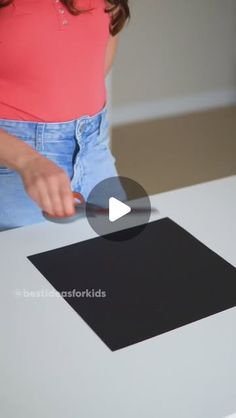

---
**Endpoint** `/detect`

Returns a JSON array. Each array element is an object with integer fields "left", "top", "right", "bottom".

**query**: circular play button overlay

[{"left": 85, "top": 176, "right": 152, "bottom": 241}]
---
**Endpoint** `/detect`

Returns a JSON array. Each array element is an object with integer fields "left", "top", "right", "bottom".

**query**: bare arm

[
  {"left": 0, "top": 128, "right": 38, "bottom": 171},
  {"left": 0, "top": 128, "right": 75, "bottom": 217}
]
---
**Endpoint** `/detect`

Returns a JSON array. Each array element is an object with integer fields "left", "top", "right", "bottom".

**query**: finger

[
  {"left": 26, "top": 185, "right": 41, "bottom": 207},
  {"left": 46, "top": 180, "right": 65, "bottom": 217},
  {"left": 26, "top": 179, "right": 46, "bottom": 209},
  {"left": 44, "top": 170, "right": 71, "bottom": 217},
  {"left": 28, "top": 178, "right": 54, "bottom": 215},
  {"left": 37, "top": 183, "right": 54, "bottom": 215},
  {"left": 50, "top": 191, "right": 65, "bottom": 217},
  {"left": 59, "top": 178, "right": 75, "bottom": 216}
]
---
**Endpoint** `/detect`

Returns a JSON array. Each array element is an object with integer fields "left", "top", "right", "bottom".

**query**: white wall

[{"left": 112, "top": 0, "right": 236, "bottom": 126}]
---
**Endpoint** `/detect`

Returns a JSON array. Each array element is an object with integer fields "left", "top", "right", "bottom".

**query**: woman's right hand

[{"left": 18, "top": 154, "right": 76, "bottom": 218}]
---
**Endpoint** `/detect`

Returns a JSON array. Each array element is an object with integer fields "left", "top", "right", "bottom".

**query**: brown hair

[{"left": 0, "top": 0, "right": 130, "bottom": 36}]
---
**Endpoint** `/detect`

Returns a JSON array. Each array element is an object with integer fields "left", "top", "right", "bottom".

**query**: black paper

[{"left": 28, "top": 218, "right": 236, "bottom": 351}]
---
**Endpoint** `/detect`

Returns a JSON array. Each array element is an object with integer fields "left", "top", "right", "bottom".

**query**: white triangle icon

[{"left": 109, "top": 197, "right": 131, "bottom": 222}]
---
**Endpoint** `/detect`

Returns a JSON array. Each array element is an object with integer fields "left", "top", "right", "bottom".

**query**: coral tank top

[{"left": 0, "top": 0, "right": 110, "bottom": 121}]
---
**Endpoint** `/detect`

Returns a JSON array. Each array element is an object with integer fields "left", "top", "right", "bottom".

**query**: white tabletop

[{"left": 0, "top": 175, "right": 236, "bottom": 418}]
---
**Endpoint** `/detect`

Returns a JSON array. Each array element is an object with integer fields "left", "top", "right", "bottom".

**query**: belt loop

[
  {"left": 75, "top": 117, "right": 87, "bottom": 143},
  {"left": 99, "top": 106, "right": 107, "bottom": 136},
  {"left": 35, "top": 123, "right": 45, "bottom": 152}
]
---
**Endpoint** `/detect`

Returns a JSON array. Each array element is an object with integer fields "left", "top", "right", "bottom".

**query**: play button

[
  {"left": 85, "top": 176, "right": 153, "bottom": 241},
  {"left": 109, "top": 197, "right": 131, "bottom": 222}
]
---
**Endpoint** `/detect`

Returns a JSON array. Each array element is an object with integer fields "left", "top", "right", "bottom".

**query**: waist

[
  {"left": 0, "top": 102, "right": 108, "bottom": 142},
  {"left": 0, "top": 80, "right": 107, "bottom": 122}
]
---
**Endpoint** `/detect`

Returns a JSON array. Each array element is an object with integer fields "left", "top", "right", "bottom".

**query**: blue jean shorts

[{"left": 0, "top": 104, "right": 125, "bottom": 231}]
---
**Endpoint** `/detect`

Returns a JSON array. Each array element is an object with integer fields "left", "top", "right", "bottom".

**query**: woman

[{"left": 0, "top": 0, "right": 130, "bottom": 230}]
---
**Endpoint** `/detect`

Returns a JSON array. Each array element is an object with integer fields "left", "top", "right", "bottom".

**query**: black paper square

[{"left": 27, "top": 218, "right": 236, "bottom": 351}]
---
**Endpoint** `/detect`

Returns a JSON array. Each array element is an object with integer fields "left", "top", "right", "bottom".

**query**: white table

[{"left": 0, "top": 175, "right": 236, "bottom": 418}]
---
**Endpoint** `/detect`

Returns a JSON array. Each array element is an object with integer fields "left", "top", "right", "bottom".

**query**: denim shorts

[{"left": 0, "top": 104, "right": 125, "bottom": 231}]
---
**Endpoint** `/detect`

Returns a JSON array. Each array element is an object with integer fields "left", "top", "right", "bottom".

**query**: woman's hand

[
  {"left": 18, "top": 154, "right": 76, "bottom": 218},
  {"left": 0, "top": 128, "right": 75, "bottom": 217}
]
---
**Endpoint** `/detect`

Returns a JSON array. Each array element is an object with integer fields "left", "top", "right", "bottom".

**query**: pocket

[
  {"left": 0, "top": 128, "right": 34, "bottom": 175},
  {"left": 0, "top": 165, "right": 15, "bottom": 175},
  {"left": 42, "top": 138, "right": 76, "bottom": 163}
]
